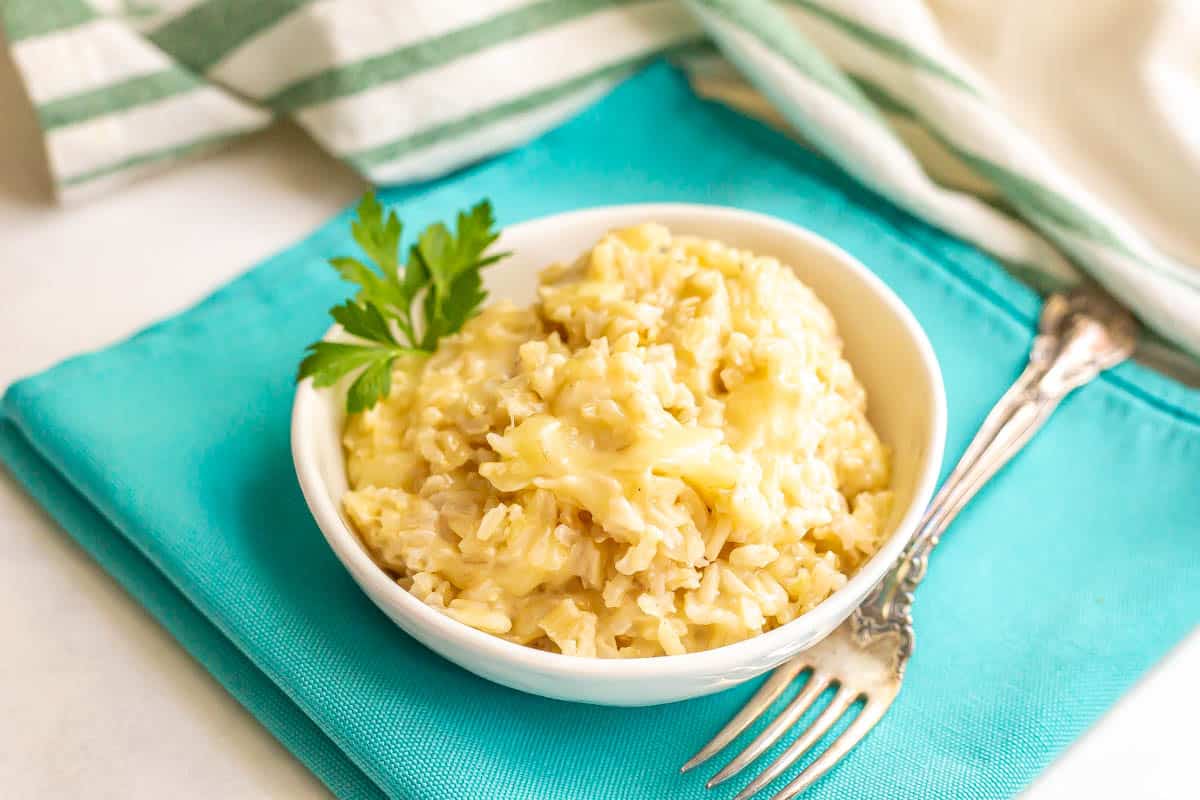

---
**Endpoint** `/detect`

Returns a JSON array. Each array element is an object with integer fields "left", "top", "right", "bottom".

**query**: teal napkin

[{"left": 3, "top": 65, "right": 1198, "bottom": 800}]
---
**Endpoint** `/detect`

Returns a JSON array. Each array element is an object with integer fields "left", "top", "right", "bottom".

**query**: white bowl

[{"left": 292, "top": 204, "right": 946, "bottom": 706}]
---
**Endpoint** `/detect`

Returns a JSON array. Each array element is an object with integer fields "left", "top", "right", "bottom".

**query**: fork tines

[{"left": 681, "top": 660, "right": 892, "bottom": 800}]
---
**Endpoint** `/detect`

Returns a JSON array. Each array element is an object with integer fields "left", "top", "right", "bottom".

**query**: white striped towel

[{"left": 3, "top": 0, "right": 1198, "bottom": 365}]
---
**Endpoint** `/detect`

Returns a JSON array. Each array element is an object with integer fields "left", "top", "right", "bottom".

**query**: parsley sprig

[{"left": 297, "top": 193, "right": 509, "bottom": 413}]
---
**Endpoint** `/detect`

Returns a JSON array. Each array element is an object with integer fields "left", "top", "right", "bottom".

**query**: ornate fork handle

[{"left": 852, "top": 290, "right": 1138, "bottom": 664}]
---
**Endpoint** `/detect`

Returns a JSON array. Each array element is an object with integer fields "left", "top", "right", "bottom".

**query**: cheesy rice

[{"left": 342, "top": 224, "right": 892, "bottom": 658}]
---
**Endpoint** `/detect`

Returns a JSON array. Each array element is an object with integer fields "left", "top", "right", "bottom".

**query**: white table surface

[{"left": 0, "top": 45, "right": 1196, "bottom": 800}]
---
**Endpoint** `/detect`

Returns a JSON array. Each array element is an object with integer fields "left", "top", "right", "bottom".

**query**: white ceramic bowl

[{"left": 292, "top": 204, "right": 946, "bottom": 706}]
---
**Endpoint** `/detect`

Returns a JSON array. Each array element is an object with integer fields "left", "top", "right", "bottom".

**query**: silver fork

[{"left": 681, "top": 288, "right": 1138, "bottom": 800}]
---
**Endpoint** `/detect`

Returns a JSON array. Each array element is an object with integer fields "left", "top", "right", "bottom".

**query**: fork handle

[{"left": 851, "top": 290, "right": 1137, "bottom": 659}]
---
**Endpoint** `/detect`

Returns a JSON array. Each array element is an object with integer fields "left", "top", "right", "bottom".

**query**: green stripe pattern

[
  {"left": 37, "top": 66, "right": 202, "bottom": 130},
  {"left": 267, "top": 0, "right": 657, "bottom": 112},
  {"left": 145, "top": 0, "right": 313, "bottom": 74},
  {"left": 60, "top": 128, "right": 254, "bottom": 187},
  {"left": 690, "top": 0, "right": 877, "bottom": 120},
  {"left": 688, "top": 0, "right": 1200, "bottom": 353},
  {"left": 5, "top": 0, "right": 693, "bottom": 196},
  {"left": 3, "top": 0, "right": 1196, "bottom": 354},
  {"left": 781, "top": 0, "right": 978, "bottom": 95},
  {"left": 850, "top": 76, "right": 1199, "bottom": 288},
  {"left": 351, "top": 38, "right": 707, "bottom": 170},
  {"left": 1, "top": 0, "right": 94, "bottom": 42}
]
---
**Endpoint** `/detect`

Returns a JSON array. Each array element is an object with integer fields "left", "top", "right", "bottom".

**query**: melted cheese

[{"left": 342, "top": 224, "right": 892, "bottom": 657}]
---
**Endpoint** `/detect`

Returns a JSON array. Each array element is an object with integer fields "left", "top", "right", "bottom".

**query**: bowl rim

[{"left": 291, "top": 202, "right": 946, "bottom": 679}]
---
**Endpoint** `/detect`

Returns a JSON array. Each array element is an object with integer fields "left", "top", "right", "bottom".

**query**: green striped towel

[{"left": 4, "top": 0, "right": 1199, "bottom": 363}]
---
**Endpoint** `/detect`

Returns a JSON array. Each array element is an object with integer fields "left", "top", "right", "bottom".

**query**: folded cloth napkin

[
  {"left": 3, "top": 0, "right": 1199, "bottom": 362},
  {"left": 3, "top": 65, "right": 1199, "bottom": 800}
]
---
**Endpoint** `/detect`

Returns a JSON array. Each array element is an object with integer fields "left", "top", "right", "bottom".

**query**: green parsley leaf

[
  {"left": 453, "top": 200, "right": 502, "bottom": 271},
  {"left": 329, "top": 300, "right": 395, "bottom": 345},
  {"left": 416, "top": 200, "right": 510, "bottom": 312},
  {"left": 297, "top": 341, "right": 394, "bottom": 388},
  {"left": 350, "top": 193, "right": 402, "bottom": 280},
  {"left": 401, "top": 242, "right": 429, "bottom": 303},
  {"left": 346, "top": 355, "right": 396, "bottom": 414},
  {"left": 420, "top": 268, "right": 486, "bottom": 350},
  {"left": 329, "top": 256, "right": 406, "bottom": 313},
  {"left": 296, "top": 192, "right": 511, "bottom": 413}
]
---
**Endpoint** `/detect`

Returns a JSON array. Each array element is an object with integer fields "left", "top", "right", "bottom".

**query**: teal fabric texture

[{"left": 2, "top": 65, "right": 1198, "bottom": 800}]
